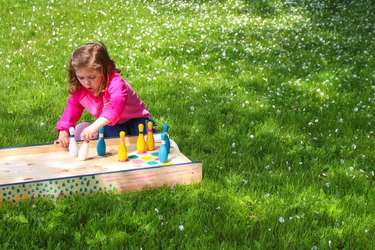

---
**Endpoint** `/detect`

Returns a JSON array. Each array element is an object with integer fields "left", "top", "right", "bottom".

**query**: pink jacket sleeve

[
  {"left": 56, "top": 94, "right": 85, "bottom": 131},
  {"left": 100, "top": 75, "right": 127, "bottom": 126}
]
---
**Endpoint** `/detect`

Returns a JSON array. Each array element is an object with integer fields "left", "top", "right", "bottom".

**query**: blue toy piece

[
  {"left": 97, "top": 127, "right": 106, "bottom": 156},
  {"left": 144, "top": 119, "right": 149, "bottom": 135},
  {"left": 159, "top": 132, "right": 168, "bottom": 163},
  {"left": 163, "top": 124, "right": 170, "bottom": 153}
]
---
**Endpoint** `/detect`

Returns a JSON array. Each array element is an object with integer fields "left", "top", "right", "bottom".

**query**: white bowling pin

[
  {"left": 78, "top": 141, "right": 89, "bottom": 161},
  {"left": 69, "top": 127, "right": 78, "bottom": 157}
]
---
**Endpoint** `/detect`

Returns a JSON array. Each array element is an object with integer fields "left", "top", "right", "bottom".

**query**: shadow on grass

[{"left": 148, "top": 0, "right": 375, "bottom": 201}]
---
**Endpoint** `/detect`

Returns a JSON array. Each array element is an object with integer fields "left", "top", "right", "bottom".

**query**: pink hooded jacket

[{"left": 56, "top": 71, "right": 150, "bottom": 131}]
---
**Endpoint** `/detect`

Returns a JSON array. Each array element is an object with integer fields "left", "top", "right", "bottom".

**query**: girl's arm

[
  {"left": 54, "top": 130, "right": 70, "bottom": 151},
  {"left": 56, "top": 94, "right": 85, "bottom": 131},
  {"left": 55, "top": 93, "right": 84, "bottom": 150},
  {"left": 80, "top": 117, "right": 110, "bottom": 142},
  {"left": 100, "top": 73, "right": 127, "bottom": 126}
]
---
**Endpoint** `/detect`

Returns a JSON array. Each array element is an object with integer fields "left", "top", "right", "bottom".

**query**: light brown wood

[{"left": 0, "top": 136, "right": 202, "bottom": 203}]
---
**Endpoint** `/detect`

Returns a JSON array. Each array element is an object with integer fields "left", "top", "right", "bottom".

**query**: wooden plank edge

[{"left": 0, "top": 162, "right": 202, "bottom": 203}]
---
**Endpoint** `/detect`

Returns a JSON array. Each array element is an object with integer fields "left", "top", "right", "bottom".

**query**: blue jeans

[{"left": 103, "top": 118, "right": 157, "bottom": 137}]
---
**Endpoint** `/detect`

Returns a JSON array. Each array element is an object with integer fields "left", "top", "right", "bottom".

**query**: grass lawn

[{"left": 0, "top": 0, "right": 374, "bottom": 248}]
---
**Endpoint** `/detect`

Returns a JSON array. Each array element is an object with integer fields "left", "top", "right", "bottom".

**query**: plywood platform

[{"left": 0, "top": 135, "right": 202, "bottom": 203}]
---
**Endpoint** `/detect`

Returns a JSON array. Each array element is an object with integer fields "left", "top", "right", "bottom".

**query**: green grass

[{"left": 0, "top": 0, "right": 374, "bottom": 248}]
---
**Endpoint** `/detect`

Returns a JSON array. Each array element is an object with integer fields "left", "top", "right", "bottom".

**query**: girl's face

[{"left": 75, "top": 67, "right": 104, "bottom": 96}]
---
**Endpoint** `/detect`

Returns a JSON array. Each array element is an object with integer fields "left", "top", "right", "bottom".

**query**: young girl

[{"left": 55, "top": 41, "right": 152, "bottom": 150}]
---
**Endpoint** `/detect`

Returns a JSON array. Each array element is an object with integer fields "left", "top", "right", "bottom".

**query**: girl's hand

[
  {"left": 54, "top": 130, "right": 70, "bottom": 151},
  {"left": 80, "top": 117, "right": 110, "bottom": 142},
  {"left": 80, "top": 125, "right": 99, "bottom": 142}
]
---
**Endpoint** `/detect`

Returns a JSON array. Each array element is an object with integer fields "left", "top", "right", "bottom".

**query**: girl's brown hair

[{"left": 68, "top": 41, "right": 120, "bottom": 95}]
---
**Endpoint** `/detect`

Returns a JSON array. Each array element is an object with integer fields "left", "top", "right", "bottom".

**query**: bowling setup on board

[{"left": 0, "top": 122, "right": 202, "bottom": 203}]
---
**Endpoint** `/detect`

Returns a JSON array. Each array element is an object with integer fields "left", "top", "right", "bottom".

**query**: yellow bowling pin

[
  {"left": 137, "top": 123, "right": 146, "bottom": 153},
  {"left": 146, "top": 121, "right": 155, "bottom": 151},
  {"left": 118, "top": 131, "right": 127, "bottom": 162}
]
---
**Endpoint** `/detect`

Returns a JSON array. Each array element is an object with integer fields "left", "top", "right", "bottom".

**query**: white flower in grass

[
  {"left": 178, "top": 225, "right": 185, "bottom": 231},
  {"left": 242, "top": 100, "right": 249, "bottom": 107},
  {"left": 278, "top": 217, "right": 285, "bottom": 223}
]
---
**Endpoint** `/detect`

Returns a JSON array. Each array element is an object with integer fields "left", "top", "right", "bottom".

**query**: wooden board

[{"left": 0, "top": 136, "right": 202, "bottom": 203}]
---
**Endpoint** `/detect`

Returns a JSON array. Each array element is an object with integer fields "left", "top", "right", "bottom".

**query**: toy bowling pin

[
  {"left": 163, "top": 124, "right": 170, "bottom": 153},
  {"left": 69, "top": 127, "right": 78, "bottom": 157},
  {"left": 118, "top": 131, "right": 127, "bottom": 162},
  {"left": 96, "top": 127, "right": 106, "bottom": 156},
  {"left": 78, "top": 141, "right": 89, "bottom": 161},
  {"left": 146, "top": 121, "right": 155, "bottom": 151},
  {"left": 159, "top": 133, "right": 168, "bottom": 163},
  {"left": 137, "top": 123, "right": 146, "bottom": 153}
]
